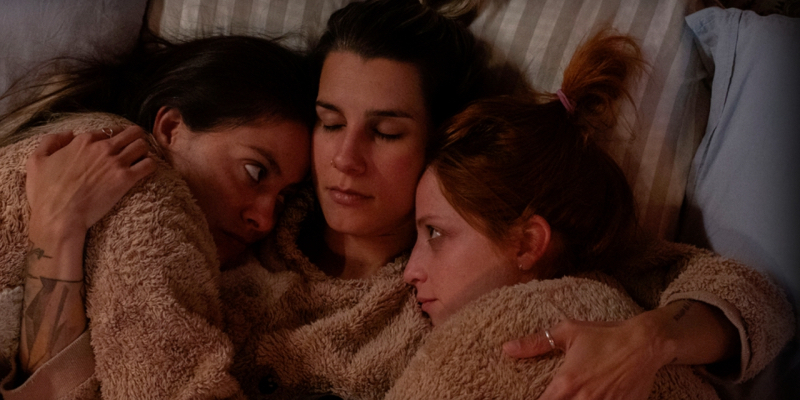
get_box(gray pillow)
[0,0,148,112]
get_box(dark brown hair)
[1,33,316,145]
[311,0,494,133]
[431,29,646,276]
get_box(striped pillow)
[146,0,710,240]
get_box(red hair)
[431,29,646,276]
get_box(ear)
[152,106,186,150]
[514,215,551,272]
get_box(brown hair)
[1,34,316,147]
[431,29,646,277]
[311,0,498,132]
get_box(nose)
[331,126,367,175]
[403,248,427,285]
[243,195,276,236]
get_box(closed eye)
[374,129,401,141]
[322,124,344,132]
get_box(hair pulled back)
[432,29,646,276]
[3,33,316,141]
[311,0,491,131]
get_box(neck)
[317,222,416,280]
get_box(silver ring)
[102,127,114,137]
[545,329,556,350]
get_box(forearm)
[19,230,88,376]
[646,299,739,368]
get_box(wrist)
[28,212,88,241]
[634,306,681,367]
[26,219,86,281]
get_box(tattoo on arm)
[20,245,87,375]
[672,300,695,322]
[28,247,53,261]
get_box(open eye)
[427,225,442,240]
[245,164,266,182]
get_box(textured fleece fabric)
[219,186,794,399]
[0,115,794,399]
[0,113,241,399]
[385,274,721,400]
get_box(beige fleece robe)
[220,188,431,399]
[384,273,721,400]
[0,113,241,399]
[0,116,794,400]
[218,185,794,399]
[386,238,799,399]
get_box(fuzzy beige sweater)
[0,114,241,399]
[0,115,794,399]
[384,274,721,400]
[219,186,795,399]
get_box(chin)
[213,235,247,266]
[325,215,375,236]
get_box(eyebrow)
[315,100,415,120]
[415,215,434,228]
[246,146,281,176]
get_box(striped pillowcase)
[147,0,710,240]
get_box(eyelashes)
[427,225,441,240]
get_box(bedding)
[679,7,800,399]
[0,1,148,114]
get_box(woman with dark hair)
[9,1,793,399]
[0,34,315,399]
[393,30,792,399]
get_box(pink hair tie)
[556,89,575,114]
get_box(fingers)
[117,135,152,166]
[33,131,76,157]
[503,321,570,358]
[503,331,555,358]
[107,125,148,153]
[77,125,153,168]
[127,154,158,183]
[32,124,155,181]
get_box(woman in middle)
[219,1,793,399]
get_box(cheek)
[312,134,334,178]
[443,246,508,308]
[312,130,335,159]
[183,162,239,218]
[385,152,425,200]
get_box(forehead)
[318,51,428,119]
[416,170,453,215]
[212,119,310,175]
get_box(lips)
[416,297,435,313]
[221,229,259,245]
[327,186,372,206]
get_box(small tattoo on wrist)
[28,247,52,260]
[26,273,83,284]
